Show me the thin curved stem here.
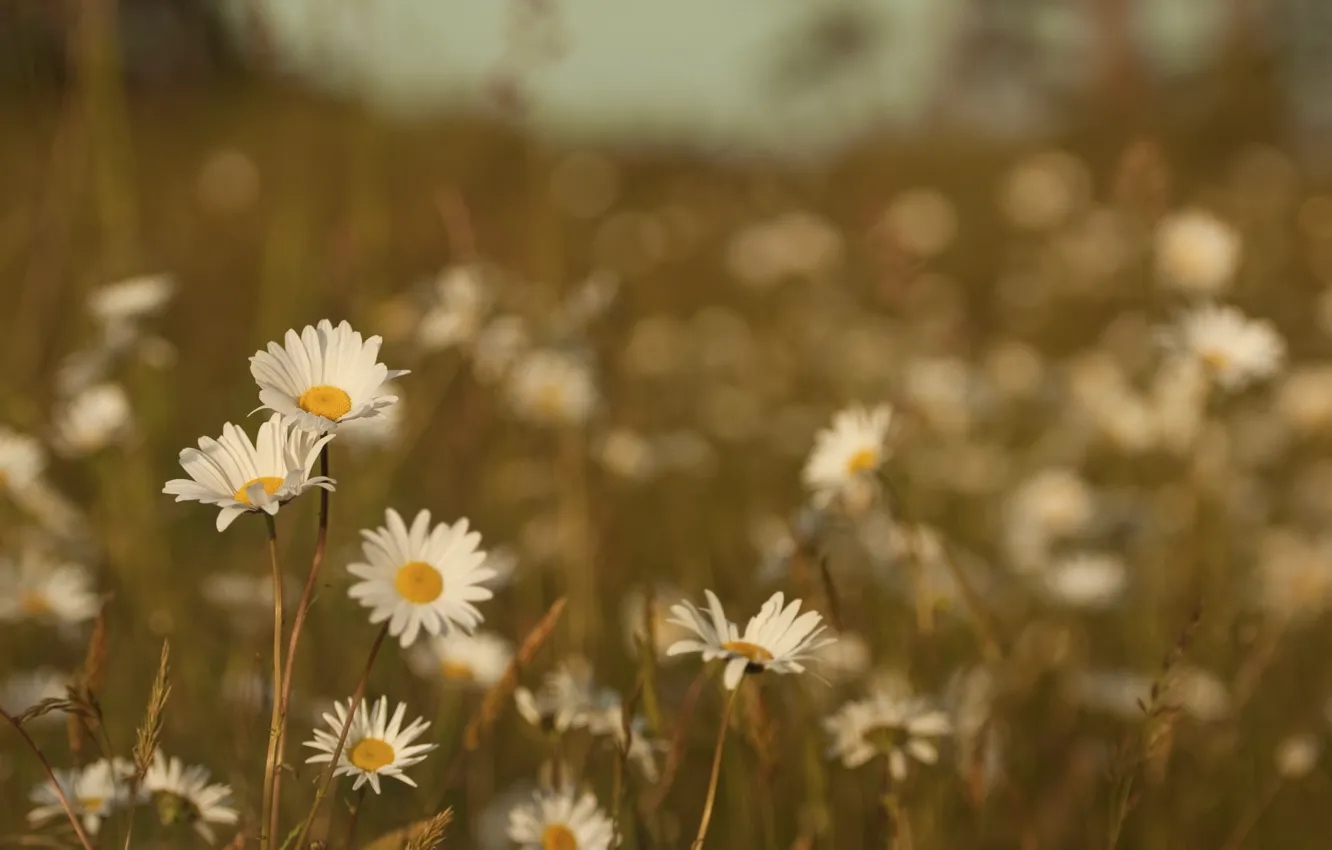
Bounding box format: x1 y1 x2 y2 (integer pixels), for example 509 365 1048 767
0 709 96 850
293 622 390 850
260 514 284 850
691 681 742 850
269 446 331 844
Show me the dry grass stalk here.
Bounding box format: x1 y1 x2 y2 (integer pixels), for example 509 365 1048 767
1 707 96 850
464 595 567 751
1105 601 1203 849
68 598 110 756
610 677 645 845
132 639 172 780
646 666 713 811
402 808 455 850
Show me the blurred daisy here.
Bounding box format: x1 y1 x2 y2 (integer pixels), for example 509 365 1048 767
506 349 599 426
824 688 953 779
801 404 893 508
1039 552 1128 609
407 630 513 688
1159 303 1286 391
304 696 436 794
0 668 69 724
162 413 335 532
506 786 614 850
472 316 530 385
1275 734 1321 779
514 657 604 733
585 704 663 782
144 755 239 843
1154 209 1240 295
1256 529 1332 623
0 426 45 494
87 273 175 329
808 630 872 686
52 382 133 457
0 552 98 625
666 590 834 689
417 265 494 351
336 382 405 451
250 319 409 433
347 508 495 648
28 758 135 836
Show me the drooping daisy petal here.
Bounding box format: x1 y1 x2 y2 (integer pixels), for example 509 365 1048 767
162 413 335 532
666 590 835 689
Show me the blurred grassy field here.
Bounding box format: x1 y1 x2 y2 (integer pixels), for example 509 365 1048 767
5 25 1332 850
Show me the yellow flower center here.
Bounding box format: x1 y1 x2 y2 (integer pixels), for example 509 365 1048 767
19 590 51 616
233 476 286 505
80 796 105 812
440 660 475 681
394 561 443 604
1200 349 1232 371
846 447 880 474
541 824 579 850
298 384 353 421
721 640 774 663
348 737 395 772
535 383 566 417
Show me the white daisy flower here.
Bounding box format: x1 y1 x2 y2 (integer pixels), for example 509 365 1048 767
801 404 893 508
585 703 663 783
249 319 409 433
52 382 134 457
337 381 405 451
1039 552 1127 609
162 413 335 532
407 630 513 688
514 657 603 733
472 316 530 385
27 758 135 836
823 688 953 779
0 668 70 724
665 590 834 690
505 348 599 427
144 755 239 843
87 273 175 328
1154 209 1241 295
506 786 614 850
0 426 46 494
1256 529 1332 623
417 265 494 352
346 508 495 648
1159 303 1286 391
0 552 98 626
303 696 436 794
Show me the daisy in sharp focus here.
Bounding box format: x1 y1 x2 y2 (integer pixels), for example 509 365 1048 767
144 754 239 843
824 687 953 780
506 786 614 850
162 413 335 532
250 319 409 433
1159 303 1286 392
304 696 436 794
28 758 136 836
0 426 46 495
347 508 495 648
801 403 893 508
406 630 513 688
666 590 834 689
0 551 98 625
